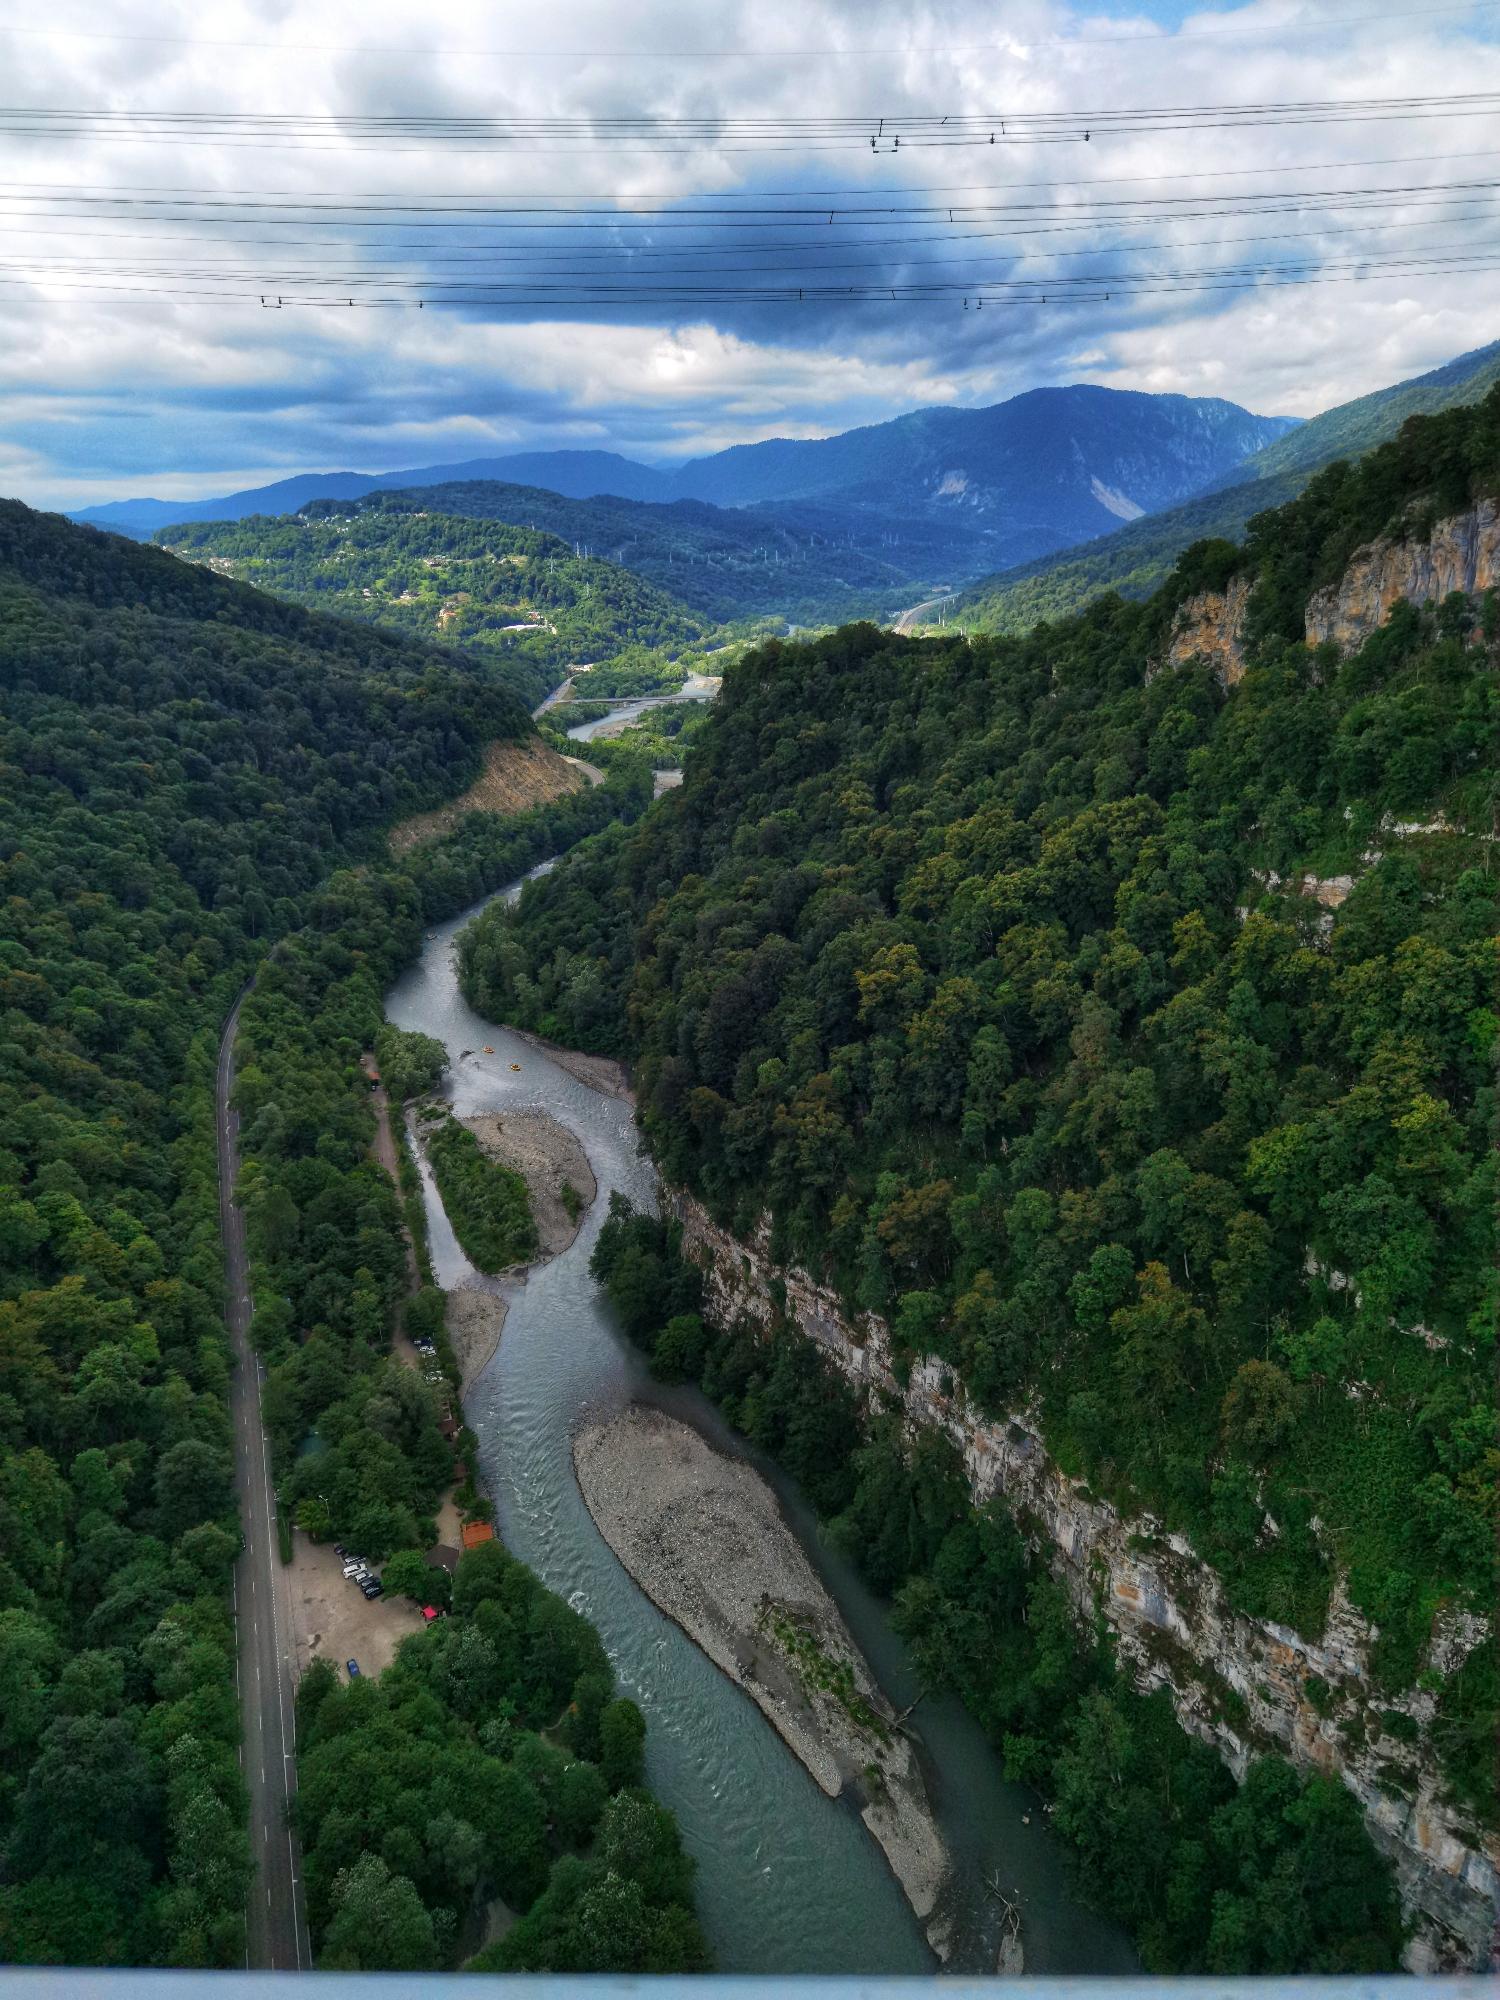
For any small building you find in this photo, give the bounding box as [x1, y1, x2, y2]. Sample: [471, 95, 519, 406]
[460, 1521, 496, 1551]
[426, 1543, 462, 1574]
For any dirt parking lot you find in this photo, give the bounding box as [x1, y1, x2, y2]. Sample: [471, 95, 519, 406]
[289, 1533, 427, 1681]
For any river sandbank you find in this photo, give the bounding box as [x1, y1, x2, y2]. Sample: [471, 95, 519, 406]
[506, 1027, 634, 1102]
[573, 1403, 953, 1958]
[409, 1100, 598, 1389]
[460, 1107, 596, 1258]
[444, 1285, 509, 1392]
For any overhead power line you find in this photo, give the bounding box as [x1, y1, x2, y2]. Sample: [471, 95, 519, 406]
[11, 241, 1500, 310]
[3, 169, 1497, 223]
[2, 91, 1500, 154]
[9, 142, 1500, 204]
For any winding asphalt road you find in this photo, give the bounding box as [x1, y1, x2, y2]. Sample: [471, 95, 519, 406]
[217, 992, 311, 1972]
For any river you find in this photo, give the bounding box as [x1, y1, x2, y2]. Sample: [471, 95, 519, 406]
[383, 703, 1137, 1980]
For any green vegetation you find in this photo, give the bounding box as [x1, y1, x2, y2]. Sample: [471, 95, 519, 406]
[0, 494, 697, 1968]
[539, 702, 709, 800]
[545, 700, 710, 775]
[423, 1114, 538, 1273]
[570, 649, 691, 697]
[157, 505, 708, 704]
[0, 496, 536, 1966]
[365, 480, 923, 626]
[465, 394, 1500, 1854]
[759, 1608, 891, 1743]
[592, 1203, 1405, 1974]
[373, 1025, 448, 1103]
[295, 1539, 708, 1973]
[952, 338, 1500, 636]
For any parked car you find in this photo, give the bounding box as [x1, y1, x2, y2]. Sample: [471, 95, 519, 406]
[361, 1580, 383, 1599]
[341, 1562, 366, 1578]
[333, 1543, 348, 1557]
[346, 1659, 360, 1678]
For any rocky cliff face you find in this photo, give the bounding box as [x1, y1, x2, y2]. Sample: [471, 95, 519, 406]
[1305, 496, 1500, 652]
[670, 1190, 1498, 1972]
[1163, 574, 1253, 686]
[1164, 495, 1500, 671]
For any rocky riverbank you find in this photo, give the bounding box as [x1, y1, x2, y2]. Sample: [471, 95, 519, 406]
[444, 1285, 509, 1392]
[408, 1101, 597, 1389]
[573, 1403, 953, 1959]
[507, 1027, 633, 1101]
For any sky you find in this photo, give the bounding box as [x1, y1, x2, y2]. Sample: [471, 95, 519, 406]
[4, 0, 1500, 507]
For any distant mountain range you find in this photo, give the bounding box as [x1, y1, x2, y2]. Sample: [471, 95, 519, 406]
[68, 383, 1296, 583]
[948, 336, 1500, 634]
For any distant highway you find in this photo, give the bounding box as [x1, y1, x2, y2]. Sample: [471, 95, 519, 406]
[893, 591, 957, 635]
[216, 993, 311, 1973]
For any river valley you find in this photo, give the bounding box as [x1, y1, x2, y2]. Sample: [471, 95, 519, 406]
[382, 698, 1138, 1979]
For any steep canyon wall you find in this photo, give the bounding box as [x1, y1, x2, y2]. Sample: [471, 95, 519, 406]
[669, 1191, 1498, 1971]
[1166, 494, 1500, 682]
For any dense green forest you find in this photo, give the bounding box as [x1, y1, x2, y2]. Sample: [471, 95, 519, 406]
[156, 505, 709, 700]
[423, 1114, 537, 1273]
[460, 392, 1500, 1902]
[295, 1539, 708, 1974]
[591, 1199, 1405, 1973]
[361, 481, 925, 626]
[0, 499, 694, 1967]
[0, 500, 522, 1964]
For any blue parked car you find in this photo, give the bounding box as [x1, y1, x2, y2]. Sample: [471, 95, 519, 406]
[346, 1659, 360, 1679]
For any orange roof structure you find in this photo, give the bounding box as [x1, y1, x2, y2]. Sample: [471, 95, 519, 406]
[460, 1520, 495, 1550]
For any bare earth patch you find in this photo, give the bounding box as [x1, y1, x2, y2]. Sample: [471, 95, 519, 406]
[389, 737, 585, 854]
[573, 1404, 952, 1956]
[288, 1532, 426, 1681]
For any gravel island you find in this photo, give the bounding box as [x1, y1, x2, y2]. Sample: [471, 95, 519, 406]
[573, 1403, 953, 1957]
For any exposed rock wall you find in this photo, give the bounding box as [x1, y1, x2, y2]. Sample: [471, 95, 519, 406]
[1305, 496, 1500, 653]
[1163, 495, 1500, 673]
[670, 1189, 1498, 1972]
[1162, 574, 1253, 686]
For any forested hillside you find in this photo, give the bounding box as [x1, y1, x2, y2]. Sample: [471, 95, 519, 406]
[952, 337, 1500, 635]
[460, 393, 1500, 1959]
[156, 506, 709, 700]
[0, 501, 697, 1967]
[352, 483, 927, 626]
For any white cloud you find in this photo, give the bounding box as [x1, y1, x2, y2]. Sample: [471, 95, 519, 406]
[3, 0, 1500, 504]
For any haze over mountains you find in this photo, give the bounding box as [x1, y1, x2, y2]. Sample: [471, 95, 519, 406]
[950, 335, 1500, 633]
[71, 382, 1295, 582]
[79, 338, 1500, 644]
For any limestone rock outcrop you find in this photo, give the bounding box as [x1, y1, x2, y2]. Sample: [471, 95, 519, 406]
[1161, 574, 1253, 686]
[1305, 496, 1500, 653]
[1161, 494, 1500, 676]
